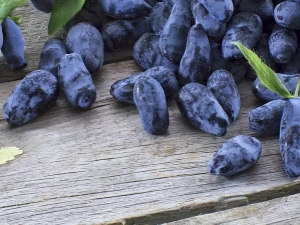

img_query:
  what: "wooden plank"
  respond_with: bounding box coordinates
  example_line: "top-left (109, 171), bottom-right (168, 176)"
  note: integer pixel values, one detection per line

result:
top-left (0, 3), bottom-right (133, 83)
top-left (163, 193), bottom-right (300, 225)
top-left (0, 59), bottom-right (300, 225)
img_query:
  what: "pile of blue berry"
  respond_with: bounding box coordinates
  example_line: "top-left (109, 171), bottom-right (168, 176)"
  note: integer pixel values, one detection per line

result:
top-left (2, 0), bottom-right (300, 177)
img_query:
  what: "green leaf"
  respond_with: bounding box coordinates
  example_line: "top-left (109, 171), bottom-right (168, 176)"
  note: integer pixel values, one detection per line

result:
top-left (48, 0), bottom-right (85, 36)
top-left (0, 0), bottom-right (28, 23)
top-left (9, 14), bottom-right (22, 25)
top-left (232, 41), bottom-right (293, 99)
top-left (0, 147), bottom-right (23, 165)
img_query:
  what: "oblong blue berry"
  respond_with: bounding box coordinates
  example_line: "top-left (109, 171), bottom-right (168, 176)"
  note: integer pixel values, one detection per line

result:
top-left (175, 83), bottom-right (230, 136)
top-left (38, 38), bottom-right (67, 78)
top-left (3, 70), bottom-right (59, 126)
top-left (252, 73), bottom-right (299, 102)
top-left (222, 12), bottom-right (262, 59)
top-left (133, 77), bottom-right (169, 134)
top-left (249, 99), bottom-right (286, 135)
top-left (110, 66), bottom-right (179, 104)
top-left (279, 98), bottom-right (300, 177)
top-left (58, 53), bottom-right (96, 109)
top-left (66, 23), bottom-right (104, 74)
top-left (207, 135), bottom-right (262, 176)
top-left (207, 69), bottom-right (241, 122)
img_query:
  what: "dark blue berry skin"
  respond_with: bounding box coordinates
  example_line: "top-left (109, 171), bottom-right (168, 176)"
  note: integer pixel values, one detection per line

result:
top-left (133, 33), bottom-right (179, 71)
top-left (3, 70), bottom-right (59, 126)
top-left (249, 99), bottom-right (286, 135)
top-left (210, 41), bottom-right (246, 83)
top-left (207, 70), bottom-right (241, 122)
top-left (252, 73), bottom-right (299, 102)
top-left (178, 24), bottom-right (211, 86)
top-left (175, 83), bottom-right (230, 137)
top-left (237, 0), bottom-right (274, 32)
top-left (58, 53), bottom-right (96, 109)
top-left (191, 0), bottom-right (227, 41)
top-left (162, 0), bottom-right (175, 8)
top-left (92, 0), bottom-right (152, 19)
top-left (1, 17), bottom-right (27, 71)
top-left (110, 66), bottom-right (179, 104)
top-left (66, 23), bottom-right (104, 74)
top-left (269, 24), bottom-right (297, 64)
top-left (30, 0), bottom-right (53, 13)
top-left (147, 2), bottom-right (171, 36)
top-left (274, 1), bottom-right (300, 30)
top-left (102, 18), bottom-right (151, 52)
top-left (207, 135), bottom-right (262, 176)
top-left (159, 0), bottom-right (192, 64)
top-left (133, 77), bottom-right (169, 134)
top-left (200, 0), bottom-right (234, 24)
top-left (279, 98), bottom-right (300, 177)
top-left (232, 0), bottom-right (240, 6)
top-left (247, 33), bottom-right (278, 80)
top-left (222, 12), bottom-right (262, 59)
top-left (38, 38), bottom-right (67, 78)
top-left (145, 0), bottom-right (158, 7)
top-left (64, 8), bottom-right (103, 32)
top-left (279, 47), bottom-right (300, 75)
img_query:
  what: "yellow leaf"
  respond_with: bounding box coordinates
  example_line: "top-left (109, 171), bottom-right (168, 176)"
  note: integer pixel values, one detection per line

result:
top-left (0, 147), bottom-right (23, 165)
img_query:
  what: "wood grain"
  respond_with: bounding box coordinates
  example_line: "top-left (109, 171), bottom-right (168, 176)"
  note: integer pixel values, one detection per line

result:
top-left (163, 193), bottom-right (300, 225)
top-left (1, 59), bottom-right (300, 225)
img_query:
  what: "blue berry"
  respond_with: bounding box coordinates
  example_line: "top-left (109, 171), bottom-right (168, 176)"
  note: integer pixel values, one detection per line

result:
top-left (110, 66), bottom-right (179, 104)
top-left (274, 1), bottom-right (300, 30)
top-left (64, 7), bottom-right (103, 32)
top-left (66, 23), bottom-right (104, 74)
top-left (252, 73), bottom-right (299, 102)
top-left (222, 12), bottom-right (262, 59)
top-left (210, 41), bottom-right (247, 83)
top-left (1, 17), bottom-right (27, 71)
top-left (200, 0), bottom-right (234, 24)
top-left (102, 18), bottom-right (151, 52)
top-left (133, 33), bottom-right (179, 71)
top-left (207, 69), bottom-right (241, 122)
top-left (207, 135), bottom-right (262, 176)
top-left (176, 83), bottom-right (230, 137)
top-left (38, 38), bottom-right (67, 78)
top-left (58, 53), bottom-right (96, 109)
top-left (191, 0), bottom-right (227, 41)
top-left (3, 70), bottom-right (59, 126)
top-left (93, 0), bottom-right (152, 19)
top-left (133, 77), bottom-right (169, 134)
top-left (147, 2), bottom-right (171, 36)
top-left (279, 98), bottom-right (300, 177)
top-left (159, 0), bottom-right (192, 63)
top-left (279, 47), bottom-right (300, 74)
top-left (269, 24), bottom-right (297, 64)
top-left (178, 24), bottom-right (211, 86)
top-left (249, 99), bottom-right (286, 135)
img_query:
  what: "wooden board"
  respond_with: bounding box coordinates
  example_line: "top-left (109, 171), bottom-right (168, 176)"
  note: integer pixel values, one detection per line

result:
top-left (163, 193), bottom-right (300, 225)
top-left (0, 2), bottom-right (300, 225)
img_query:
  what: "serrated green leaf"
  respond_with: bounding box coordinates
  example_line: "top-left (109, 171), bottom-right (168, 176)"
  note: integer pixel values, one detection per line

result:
top-left (0, 147), bottom-right (23, 165)
top-left (9, 14), bottom-right (22, 25)
top-left (0, 0), bottom-right (28, 23)
top-left (48, 0), bottom-right (85, 36)
top-left (232, 41), bottom-right (293, 99)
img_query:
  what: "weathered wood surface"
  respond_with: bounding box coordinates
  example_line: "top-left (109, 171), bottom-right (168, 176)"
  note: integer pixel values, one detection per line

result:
top-left (0, 2), bottom-right (300, 225)
top-left (164, 193), bottom-right (300, 225)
